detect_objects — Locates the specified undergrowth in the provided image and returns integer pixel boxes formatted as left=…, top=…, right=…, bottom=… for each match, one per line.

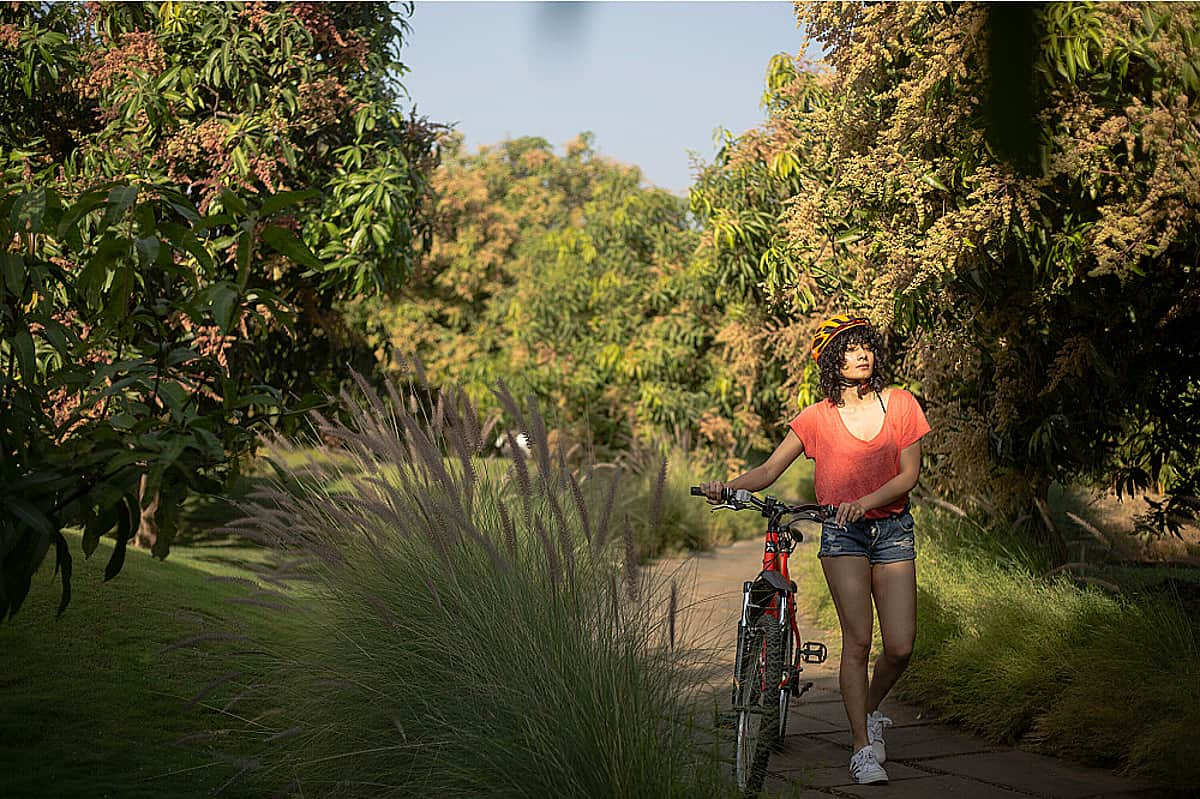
left=792, top=505, right=1200, bottom=788
left=187, top=372, right=735, bottom=797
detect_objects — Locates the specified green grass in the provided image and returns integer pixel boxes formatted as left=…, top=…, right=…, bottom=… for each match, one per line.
left=0, top=533, right=284, bottom=798
left=158, top=379, right=740, bottom=797
left=791, top=506, right=1200, bottom=788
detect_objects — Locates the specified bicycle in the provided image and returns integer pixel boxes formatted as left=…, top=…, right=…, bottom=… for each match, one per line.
left=690, top=486, right=832, bottom=794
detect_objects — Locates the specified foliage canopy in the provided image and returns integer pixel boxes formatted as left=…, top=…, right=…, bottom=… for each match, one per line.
left=0, top=1, right=440, bottom=617
left=374, top=133, right=782, bottom=466
left=692, top=2, right=1200, bottom=545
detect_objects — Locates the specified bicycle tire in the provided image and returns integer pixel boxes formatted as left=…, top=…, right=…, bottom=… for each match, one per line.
left=777, top=616, right=793, bottom=745
left=734, top=615, right=782, bottom=792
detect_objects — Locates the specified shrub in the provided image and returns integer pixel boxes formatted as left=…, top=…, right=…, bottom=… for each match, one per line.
left=195, top=374, right=734, bottom=797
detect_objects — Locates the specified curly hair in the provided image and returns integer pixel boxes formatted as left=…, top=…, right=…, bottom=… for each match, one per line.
left=817, top=322, right=887, bottom=406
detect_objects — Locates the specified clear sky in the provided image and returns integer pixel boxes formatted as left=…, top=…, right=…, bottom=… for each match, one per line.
left=398, top=1, right=810, bottom=196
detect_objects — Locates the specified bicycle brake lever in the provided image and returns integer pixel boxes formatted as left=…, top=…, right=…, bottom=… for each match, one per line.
left=709, top=503, right=737, bottom=512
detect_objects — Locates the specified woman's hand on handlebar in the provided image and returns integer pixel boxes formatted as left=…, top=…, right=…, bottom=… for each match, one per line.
left=697, top=480, right=727, bottom=504
left=834, top=499, right=866, bottom=527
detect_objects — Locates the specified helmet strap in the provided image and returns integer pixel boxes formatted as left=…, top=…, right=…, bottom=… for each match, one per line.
left=838, top=378, right=885, bottom=412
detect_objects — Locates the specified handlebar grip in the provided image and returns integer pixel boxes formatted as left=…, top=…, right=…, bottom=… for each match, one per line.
left=690, top=486, right=703, bottom=496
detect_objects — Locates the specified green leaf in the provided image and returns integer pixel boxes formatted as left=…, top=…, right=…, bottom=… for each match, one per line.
left=165, top=346, right=199, bottom=367
left=1, top=252, right=25, bottom=297
left=38, top=317, right=73, bottom=356
left=81, top=505, right=117, bottom=559
left=102, top=264, right=135, bottom=324
left=52, top=530, right=72, bottom=617
left=921, top=173, right=949, bottom=192
left=169, top=202, right=201, bottom=223
left=154, top=436, right=188, bottom=477
left=103, top=185, right=139, bottom=228
left=159, top=222, right=214, bottom=272
left=220, top=188, right=247, bottom=215
left=6, top=495, right=54, bottom=536
left=260, top=189, right=320, bottom=217
left=56, top=189, right=109, bottom=240
left=194, top=213, right=235, bottom=232
left=134, top=202, right=156, bottom=235
left=157, top=380, right=189, bottom=422
left=210, top=282, right=239, bottom=333
left=262, top=225, right=324, bottom=270
left=192, top=426, right=224, bottom=460
left=151, top=483, right=186, bottom=560
left=135, top=235, right=161, bottom=267
left=12, top=329, right=35, bottom=384
left=10, top=186, right=47, bottom=232
left=104, top=495, right=138, bottom=582
left=236, top=230, right=252, bottom=289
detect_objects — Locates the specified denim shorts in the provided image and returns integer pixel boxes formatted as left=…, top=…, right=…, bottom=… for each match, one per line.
left=818, top=511, right=916, bottom=565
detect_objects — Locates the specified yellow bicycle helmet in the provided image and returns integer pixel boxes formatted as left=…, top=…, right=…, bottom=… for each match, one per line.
left=810, top=314, right=870, bottom=361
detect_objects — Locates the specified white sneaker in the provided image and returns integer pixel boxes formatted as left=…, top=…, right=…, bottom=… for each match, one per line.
left=867, top=709, right=893, bottom=763
left=849, top=744, right=889, bottom=785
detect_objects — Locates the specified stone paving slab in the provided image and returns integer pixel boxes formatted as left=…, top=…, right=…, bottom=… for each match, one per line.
left=922, top=751, right=1149, bottom=798
left=760, top=779, right=832, bottom=799
left=810, top=722, right=1005, bottom=761
left=775, top=757, right=931, bottom=788
left=769, top=735, right=857, bottom=770
left=792, top=697, right=854, bottom=727
left=784, top=711, right=845, bottom=734
left=836, top=773, right=1034, bottom=798
left=873, top=698, right=939, bottom=727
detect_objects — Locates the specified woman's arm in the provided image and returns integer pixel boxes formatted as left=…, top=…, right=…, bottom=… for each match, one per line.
left=834, top=440, right=922, bottom=526
left=699, top=430, right=805, bottom=502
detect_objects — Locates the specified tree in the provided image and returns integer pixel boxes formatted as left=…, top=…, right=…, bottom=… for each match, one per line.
left=703, top=2, right=1200, bottom=549
left=0, top=1, right=441, bottom=617
left=373, top=134, right=763, bottom=464
left=688, top=55, right=849, bottom=446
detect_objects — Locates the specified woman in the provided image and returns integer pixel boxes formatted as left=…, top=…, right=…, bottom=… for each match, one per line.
left=699, top=314, right=930, bottom=786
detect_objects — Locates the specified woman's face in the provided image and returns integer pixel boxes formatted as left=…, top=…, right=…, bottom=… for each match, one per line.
left=840, top=340, right=875, bottom=382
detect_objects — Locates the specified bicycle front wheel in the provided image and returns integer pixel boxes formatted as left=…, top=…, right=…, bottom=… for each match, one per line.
left=777, top=615, right=794, bottom=744
left=734, top=615, right=782, bottom=792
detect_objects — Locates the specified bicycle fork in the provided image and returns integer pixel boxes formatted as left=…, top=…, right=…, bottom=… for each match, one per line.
left=731, top=582, right=793, bottom=706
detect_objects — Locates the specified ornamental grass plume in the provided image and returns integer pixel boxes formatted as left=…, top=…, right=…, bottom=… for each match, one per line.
left=181, top=365, right=729, bottom=798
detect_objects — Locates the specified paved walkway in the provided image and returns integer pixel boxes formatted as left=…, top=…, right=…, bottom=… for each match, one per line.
left=651, top=536, right=1159, bottom=799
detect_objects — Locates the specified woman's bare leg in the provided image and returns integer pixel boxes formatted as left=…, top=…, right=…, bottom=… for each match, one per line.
left=867, top=560, right=916, bottom=712
left=821, top=555, right=874, bottom=751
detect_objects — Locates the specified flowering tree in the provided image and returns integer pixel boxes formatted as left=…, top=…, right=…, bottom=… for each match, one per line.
left=698, top=2, right=1200, bottom=549
left=373, top=134, right=770, bottom=465
left=0, top=1, right=440, bottom=617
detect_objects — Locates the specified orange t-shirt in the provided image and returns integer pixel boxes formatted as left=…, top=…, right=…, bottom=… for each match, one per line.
left=788, top=388, right=930, bottom=519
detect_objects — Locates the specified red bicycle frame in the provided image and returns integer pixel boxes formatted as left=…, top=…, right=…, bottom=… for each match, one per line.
left=760, top=525, right=803, bottom=692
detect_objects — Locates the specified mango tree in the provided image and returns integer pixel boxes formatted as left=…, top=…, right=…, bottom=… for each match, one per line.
left=0, top=1, right=441, bottom=617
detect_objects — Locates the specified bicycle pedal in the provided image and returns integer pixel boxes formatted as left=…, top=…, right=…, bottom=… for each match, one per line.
left=801, top=641, right=828, bottom=664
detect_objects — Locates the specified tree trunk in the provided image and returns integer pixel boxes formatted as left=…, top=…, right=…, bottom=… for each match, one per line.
left=135, top=473, right=159, bottom=550
left=1031, top=474, right=1069, bottom=565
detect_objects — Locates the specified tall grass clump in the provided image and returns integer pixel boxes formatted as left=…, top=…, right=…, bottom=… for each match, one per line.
left=195, top=371, right=733, bottom=798
left=791, top=505, right=1200, bottom=787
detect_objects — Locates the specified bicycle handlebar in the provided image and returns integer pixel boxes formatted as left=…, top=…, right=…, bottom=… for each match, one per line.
left=689, top=486, right=835, bottom=522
